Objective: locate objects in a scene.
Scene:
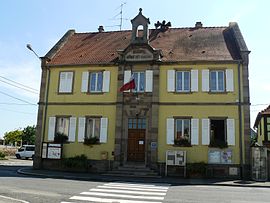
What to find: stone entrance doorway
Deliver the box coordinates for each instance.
[127,118,146,162]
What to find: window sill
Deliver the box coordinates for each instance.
[57,92,73,95]
[208,91,227,94]
[173,144,192,147]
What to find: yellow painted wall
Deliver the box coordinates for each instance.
[158,105,240,164]
[44,104,116,160]
[159,64,240,103]
[47,66,118,103]
[41,65,118,160]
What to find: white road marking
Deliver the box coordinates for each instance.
[98,185,168,192]
[0,194,29,203]
[66,181,170,203]
[70,196,163,203]
[90,188,166,195]
[104,183,169,190]
[79,191,164,200]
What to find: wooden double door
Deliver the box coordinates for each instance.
[127,118,146,162]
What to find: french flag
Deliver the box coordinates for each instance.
[120,74,135,92]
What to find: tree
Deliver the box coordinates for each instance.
[4,129,22,146]
[22,125,36,145]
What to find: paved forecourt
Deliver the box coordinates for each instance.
[61,181,170,203]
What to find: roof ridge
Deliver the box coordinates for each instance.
[73,26,228,35]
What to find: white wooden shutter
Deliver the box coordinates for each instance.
[227,118,235,145]
[167,70,175,92]
[123,70,131,92]
[226,69,234,92]
[202,119,210,145]
[191,70,198,92]
[202,69,209,92]
[166,118,175,144]
[102,71,110,92]
[145,70,153,92]
[66,72,73,92]
[48,117,56,141]
[81,72,89,93]
[191,119,199,145]
[68,117,76,142]
[59,72,66,93]
[100,117,108,143]
[78,117,85,142]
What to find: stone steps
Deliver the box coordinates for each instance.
[103,163,161,178]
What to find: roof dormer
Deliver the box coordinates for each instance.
[131,8,150,44]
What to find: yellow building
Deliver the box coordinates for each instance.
[34,9,251,178]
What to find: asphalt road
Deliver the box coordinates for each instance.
[1,158,270,203]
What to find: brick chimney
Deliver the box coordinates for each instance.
[195,22,203,28]
[98,26,104,33]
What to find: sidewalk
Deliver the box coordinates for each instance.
[17,167,270,188]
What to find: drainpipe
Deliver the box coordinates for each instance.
[237,60,244,179]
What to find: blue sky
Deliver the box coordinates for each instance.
[0,0,269,138]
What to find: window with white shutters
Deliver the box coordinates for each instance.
[58,72,73,93]
[123,70,153,93]
[81,71,110,93]
[167,69,198,93]
[81,117,108,144]
[166,118,199,146]
[202,69,234,93]
[176,71,190,92]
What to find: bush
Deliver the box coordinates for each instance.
[84,137,99,145]
[54,132,68,143]
[174,138,191,147]
[0,151,5,159]
[63,154,88,169]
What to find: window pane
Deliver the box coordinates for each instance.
[142,118,146,129]
[128,119,133,129]
[218,71,224,91]
[138,119,141,129]
[267,117,270,124]
[183,72,190,91]
[86,119,93,138]
[176,119,183,139]
[97,72,103,91]
[267,124,270,131]
[90,73,96,91]
[56,117,69,136]
[183,120,190,140]
[268,132,270,141]
[94,119,100,137]
[133,73,138,92]
[139,72,145,92]
[176,72,182,91]
[210,71,217,91]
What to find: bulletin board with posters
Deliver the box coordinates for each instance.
[208,149,232,164]
[42,143,62,159]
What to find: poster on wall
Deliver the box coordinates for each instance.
[47,144,62,159]
[208,150,221,163]
[221,150,232,164]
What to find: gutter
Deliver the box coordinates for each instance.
[237,60,243,179]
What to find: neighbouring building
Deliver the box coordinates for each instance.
[254,105,270,147]
[34,9,251,178]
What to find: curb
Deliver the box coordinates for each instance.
[17,167,270,188]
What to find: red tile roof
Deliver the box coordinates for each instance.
[46,27,241,66]
[254,105,270,128]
